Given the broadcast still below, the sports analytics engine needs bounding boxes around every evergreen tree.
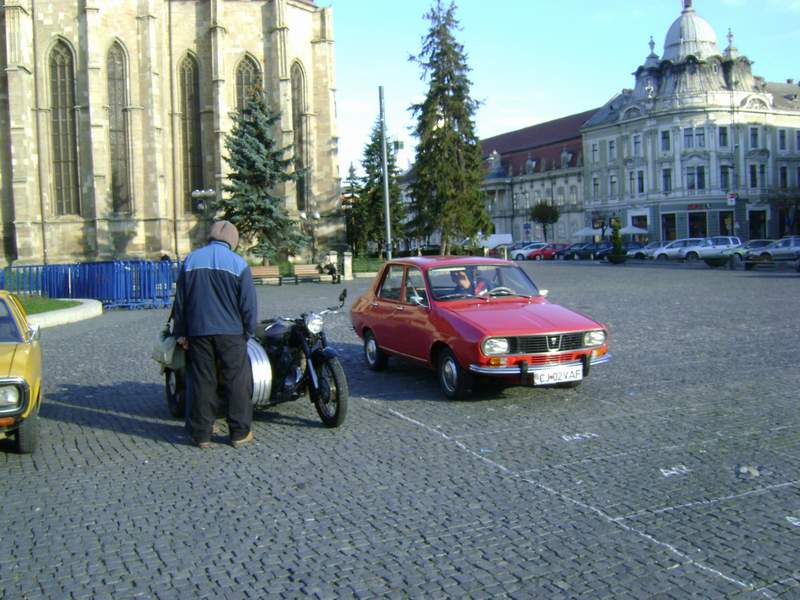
[215,86,306,263]
[343,163,364,255]
[359,119,405,255]
[409,0,492,254]
[530,202,560,242]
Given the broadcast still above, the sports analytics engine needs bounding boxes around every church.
[0,0,340,265]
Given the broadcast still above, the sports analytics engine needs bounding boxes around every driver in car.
[450,269,488,295]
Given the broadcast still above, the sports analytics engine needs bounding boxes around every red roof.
[481,109,597,156]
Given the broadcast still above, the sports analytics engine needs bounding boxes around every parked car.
[0,291,43,454]
[744,236,800,269]
[527,242,570,260]
[573,241,613,260]
[595,241,644,260]
[628,241,667,259]
[680,236,742,261]
[512,242,546,261]
[723,239,774,266]
[653,238,706,261]
[350,257,611,400]
[558,242,589,260]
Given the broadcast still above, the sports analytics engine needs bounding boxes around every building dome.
[663,1,721,62]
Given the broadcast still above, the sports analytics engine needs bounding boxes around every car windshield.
[0,299,22,343]
[428,264,539,301]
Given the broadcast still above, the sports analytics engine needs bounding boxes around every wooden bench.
[290,264,322,284]
[250,265,281,285]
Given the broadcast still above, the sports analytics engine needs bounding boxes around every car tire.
[635,252,645,259]
[15,405,39,454]
[165,368,186,419]
[437,347,471,400]
[534,255,543,261]
[656,254,668,261]
[573,254,580,260]
[685,251,699,262]
[363,329,388,371]
[513,254,522,261]
[733,254,743,269]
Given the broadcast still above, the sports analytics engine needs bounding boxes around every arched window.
[291,62,306,212]
[50,41,80,215]
[235,55,261,111]
[179,54,203,213]
[107,42,131,213]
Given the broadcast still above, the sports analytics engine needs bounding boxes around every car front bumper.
[468,353,610,376]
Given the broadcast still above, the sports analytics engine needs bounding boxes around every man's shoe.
[231,430,253,449]
[193,437,211,449]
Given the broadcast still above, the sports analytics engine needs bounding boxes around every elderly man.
[172,221,257,449]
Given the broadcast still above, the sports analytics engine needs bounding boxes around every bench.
[290,264,322,284]
[250,265,281,285]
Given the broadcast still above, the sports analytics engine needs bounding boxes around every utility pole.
[379,86,392,259]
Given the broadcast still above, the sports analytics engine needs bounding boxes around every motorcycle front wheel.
[313,357,348,428]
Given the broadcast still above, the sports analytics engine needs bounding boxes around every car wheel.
[165,368,186,419]
[437,347,472,400]
[364,329,388,371]
[573,254,580,260]
[635,252,645,259]
[685,251,699,262]
[534,255,543,261]
[656,254,668,261]
[15,405,40,454]
[733,254,743,269]
[513,254,522,261]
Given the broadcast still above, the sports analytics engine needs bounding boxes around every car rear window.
[0,300,22,343]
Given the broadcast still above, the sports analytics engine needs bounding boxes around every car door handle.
[370,302,379,307]
[394,305,404,311]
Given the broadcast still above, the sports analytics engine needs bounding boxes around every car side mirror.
[28,324,41,342]
[411,295,429,308]
[539,289,549,298]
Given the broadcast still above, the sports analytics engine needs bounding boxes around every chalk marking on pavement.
[561,432,599,443]
[784,516,800,527]
[614,480,800,521]
[660,464,692,478]
[379,403,773,598]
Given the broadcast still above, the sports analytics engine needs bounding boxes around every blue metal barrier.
[1,260,181,309]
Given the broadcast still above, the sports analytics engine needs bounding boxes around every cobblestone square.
[2,262,798,598]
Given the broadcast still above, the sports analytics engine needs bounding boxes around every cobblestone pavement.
[2,262,799,599]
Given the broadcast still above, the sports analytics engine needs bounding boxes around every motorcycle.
[164,289,348,428]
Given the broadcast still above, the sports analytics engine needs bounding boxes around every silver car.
[628,241,667,259]
[744,236,800,269]
[654,238,707,261]
[680,236,742,261]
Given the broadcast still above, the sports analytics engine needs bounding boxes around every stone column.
[342,251,353,281]
[269,0,294,213]
[209,0,226,210]
[2,0,42,263]
[137,0,168,254]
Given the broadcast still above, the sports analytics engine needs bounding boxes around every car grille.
[508,332,585,354]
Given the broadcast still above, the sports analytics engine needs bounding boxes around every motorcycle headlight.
[0,385,20,408]
[481,337,509,356]
[305,313,324,335]
[583,330,606,347]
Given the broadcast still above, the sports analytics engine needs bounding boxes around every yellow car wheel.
[15,406,39,454]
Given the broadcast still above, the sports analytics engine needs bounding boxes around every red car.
[528,242,569,260]
[350,257,610,399]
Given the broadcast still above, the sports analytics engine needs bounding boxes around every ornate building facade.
[582,0,800,241]
[0,0,340,265]
[481,110,595,242]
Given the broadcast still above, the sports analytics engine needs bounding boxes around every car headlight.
[583,330,606,347]
[0,385,19,408]
[482,337,509,356]
[305,313,324,335]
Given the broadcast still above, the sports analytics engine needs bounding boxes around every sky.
[331,0,800,177]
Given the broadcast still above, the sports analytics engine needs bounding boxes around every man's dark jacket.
[172,240,257,338]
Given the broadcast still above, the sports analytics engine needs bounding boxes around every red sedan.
[350,257,610,399]
[528,242,569,260]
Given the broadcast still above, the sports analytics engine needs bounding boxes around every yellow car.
[0,290,43,453]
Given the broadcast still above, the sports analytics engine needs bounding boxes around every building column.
[209,0,227,209]
[2,0,43,264]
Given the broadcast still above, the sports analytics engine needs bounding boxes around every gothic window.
[291,63,307,212]
[50,41,80,215]
[235,55,261,111]
[107,42,131,213]
[179,55,203,213]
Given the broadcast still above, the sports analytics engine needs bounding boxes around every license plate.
[530,364,583,386]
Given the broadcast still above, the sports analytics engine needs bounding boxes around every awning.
[573,227,603,236]
[619,225,649,235]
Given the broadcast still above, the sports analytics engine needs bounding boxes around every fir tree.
[343,163,364,255]
[215,86,306,263]
[409,0,492,254]
[358,119,405,255]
